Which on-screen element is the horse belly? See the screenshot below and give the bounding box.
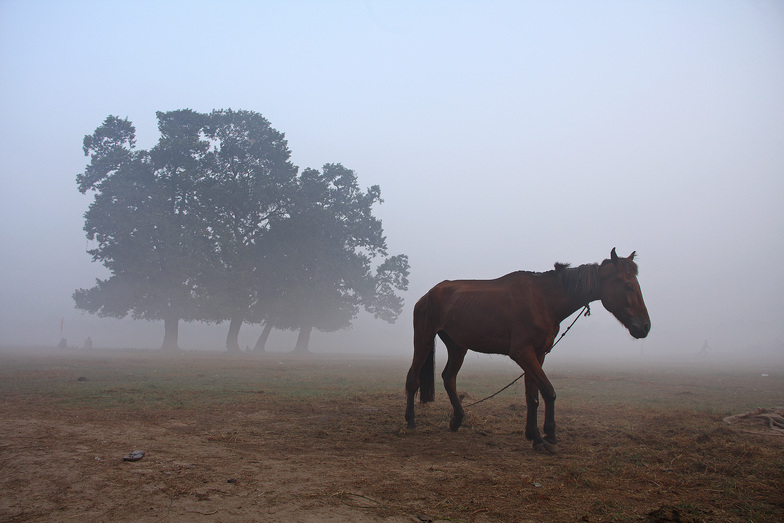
[437,290,553,355]
[440,305,513,355]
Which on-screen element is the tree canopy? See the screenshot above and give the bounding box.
[75,110,409,352]
[256,164,409,352]
[196,109,299,352]
[75,111,211,350]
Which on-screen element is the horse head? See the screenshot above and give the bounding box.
[598,248,651,339]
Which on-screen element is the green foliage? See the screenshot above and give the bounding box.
[368,254,410,323]
[194,109,299,351]
[75,111,218,349]
[76,116,137,194]
[256,164,409,349]
[75,110,409,352]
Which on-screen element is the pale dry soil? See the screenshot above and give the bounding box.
[1,348,782,522]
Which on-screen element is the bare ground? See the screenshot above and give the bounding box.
[0,348,782,522]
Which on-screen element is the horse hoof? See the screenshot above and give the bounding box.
[533,442,557,454]
[449,416,463,432]
[407,421,416,429]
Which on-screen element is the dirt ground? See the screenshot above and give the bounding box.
[1,348,782,522]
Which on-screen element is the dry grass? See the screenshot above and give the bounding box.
[0,348,782,522]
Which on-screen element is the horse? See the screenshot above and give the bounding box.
[404,248,650,453]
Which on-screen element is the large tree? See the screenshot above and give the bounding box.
[253,164,409,353]
[74,111,211,351]
[196,109,298,352]
[76,112,408,354]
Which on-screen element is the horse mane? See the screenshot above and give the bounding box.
[554,262,600,303]
[510,254,638,301]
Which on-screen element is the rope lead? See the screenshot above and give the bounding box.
[463,305,590,408]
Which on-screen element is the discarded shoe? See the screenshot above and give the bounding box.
[123,450,145,462]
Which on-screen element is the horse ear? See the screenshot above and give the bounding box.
[628,251,636,261]
[611,248,618,263]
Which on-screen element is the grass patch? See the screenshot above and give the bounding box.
[1,348,782,522]
[0,350,409,410]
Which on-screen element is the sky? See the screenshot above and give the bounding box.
[1,1,783,362]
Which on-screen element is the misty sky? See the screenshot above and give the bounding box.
[1,1,782,360]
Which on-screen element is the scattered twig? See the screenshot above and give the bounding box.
[331,491,468,522]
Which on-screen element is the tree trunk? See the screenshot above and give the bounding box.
[292,325,312,354]
[254,323,273,352]
[226,314,243,353]
[161,315,179,352]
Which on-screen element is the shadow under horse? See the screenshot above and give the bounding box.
[405,248,650,453]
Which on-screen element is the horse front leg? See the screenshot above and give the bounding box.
[513,348,558,453]
[540,385,557,453]
[523,375,544,447]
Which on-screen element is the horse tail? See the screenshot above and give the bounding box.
[413,293,437,403]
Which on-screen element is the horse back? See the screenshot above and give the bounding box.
[416,273,554,354]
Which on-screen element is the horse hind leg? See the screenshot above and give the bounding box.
[405,325,436,429]
[438,332,467,432]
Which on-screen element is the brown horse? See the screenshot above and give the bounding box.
[405,248,650,452]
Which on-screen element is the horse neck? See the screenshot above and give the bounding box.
[552,263,602,320]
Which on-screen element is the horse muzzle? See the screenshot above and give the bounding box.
[628,318,651,339]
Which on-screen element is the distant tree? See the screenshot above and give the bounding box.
[76,113,408,354]
[196,109,298,352]
[254,164,409,353]
[74,111,211,351]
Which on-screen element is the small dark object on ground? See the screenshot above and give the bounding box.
[647,505,704,522]
[122,450,145,462]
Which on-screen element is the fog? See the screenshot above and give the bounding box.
[1,2,783,364]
